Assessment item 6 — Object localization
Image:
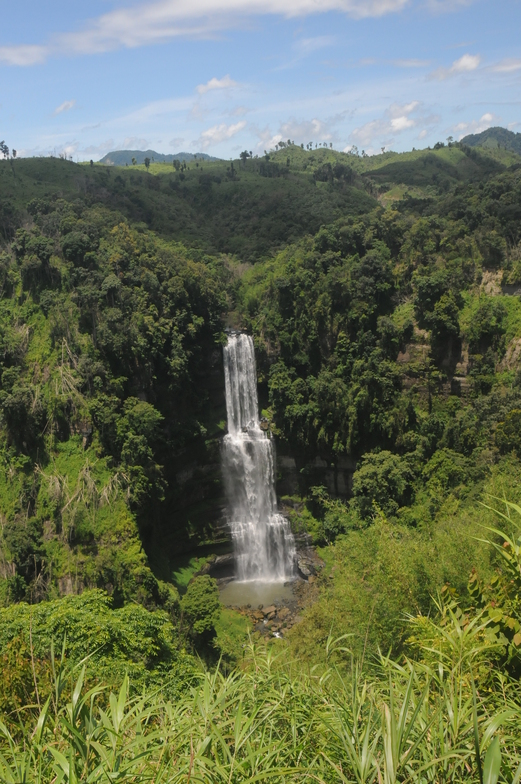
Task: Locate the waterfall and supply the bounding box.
[222,333,295,582]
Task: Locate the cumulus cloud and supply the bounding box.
[196,74,237,94]
[0,0,410,65]
[251,126,283,152]
[429,52,481,80]
[54,99,76,115]
[348,100,429,148]
[452,112,499,139]
[170,136,185,147]
[197,120,246,149]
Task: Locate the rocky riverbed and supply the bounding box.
[209,545,325,638]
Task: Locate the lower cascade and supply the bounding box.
[222,332,295,582]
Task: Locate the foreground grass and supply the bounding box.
[1,622,521,784]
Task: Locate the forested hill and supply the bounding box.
[1,139,521,633]
[461,125,521,154]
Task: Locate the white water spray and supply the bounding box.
[222,333,295,582]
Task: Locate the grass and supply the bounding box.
[1,628,520,783]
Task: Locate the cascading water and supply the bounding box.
[222,332,295,582]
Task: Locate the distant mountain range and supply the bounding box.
[461,126,521,155]
[99,149,222,165]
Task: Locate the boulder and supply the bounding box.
[297,557,316,578]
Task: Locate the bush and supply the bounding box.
[180,575,220,640]
[351,450,415,520]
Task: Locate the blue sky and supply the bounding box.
[1,0,520,160]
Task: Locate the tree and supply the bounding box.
[132,157,137,166]
[0,141,9,159]
[352,451,415,520]
[144,157,151,170]
[173,159,180,171]
[180,576,220,642]
[12,150,16,159]
[239,150,251,167]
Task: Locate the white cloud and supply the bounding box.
[275,34,336,70]
[196,75,237,95]
[229,105,249,116]
[391,115,415,131]
[0,44,47,66]
[82,139,116,155]
[349,100,423,147]
[251,126,283,152]
[170,136,185,147]
[418,129,428,139]
[121,136,151,149]
[0,0,410,65]
[197,120,246,149]
[293,35,335,55]
[492,58,521,74]
[280,117,332,141]
[54,99,76,115]
[452,112,499,139]
[429,52,481,80]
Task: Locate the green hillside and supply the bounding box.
[0,154,376,261]
[2,140,521,779]
[462,125,521,154]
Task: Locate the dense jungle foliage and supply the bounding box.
[1,137,521,780]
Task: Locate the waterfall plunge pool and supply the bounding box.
[219,578,297,608]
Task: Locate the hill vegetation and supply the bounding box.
[1,135,521,779]
[99,149,221,165]
[462,126,521,155]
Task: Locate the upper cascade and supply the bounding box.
[224,332,260,435]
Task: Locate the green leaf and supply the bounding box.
[483,737,501,784]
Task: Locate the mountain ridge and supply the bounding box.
[461,125,521,154]
[99,149,222,165]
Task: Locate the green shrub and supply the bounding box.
[180,575,220,640]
